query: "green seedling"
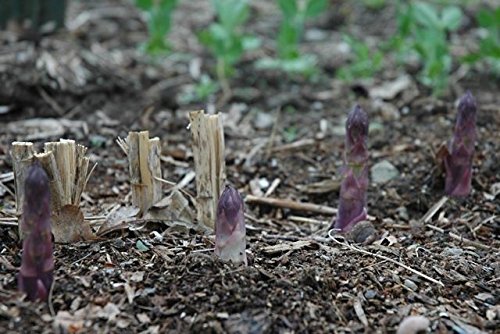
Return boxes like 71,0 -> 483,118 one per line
463,7 -> 500,74
135,0 -> 178,55
199,0 -> 260,93
337,35 -> 383,81
392,1 -> 463,95
179,74 -> 219,104
256,0 -> 326,76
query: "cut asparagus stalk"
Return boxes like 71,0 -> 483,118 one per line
189,110 -> 226,229
126,131 -> 163,215
10,142 -> 35,238
11,139 -> 95,243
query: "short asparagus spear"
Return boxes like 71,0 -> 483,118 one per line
444,91 -> 477,197
215,185 -> 247,265
18,162 -> 54,301
333,105 -> 369,232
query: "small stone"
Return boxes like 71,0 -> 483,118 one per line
404,279 -> 418,291
253,112 -> 274,130
258,178 -> 270,189
441,247 -> 464,257
396,315 -> 430,334
364,289 -> 377,299
305,28 -> 328,41
396,206 -> 409,221
371,160 -> 399,184
347,221 -> 376,244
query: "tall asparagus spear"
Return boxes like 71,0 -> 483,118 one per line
333,105 -> 369,232
18,162 -> 54,301
444,91 -> 477,197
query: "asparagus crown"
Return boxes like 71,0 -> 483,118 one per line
444,91 -> 478,197
216,185 -> 244,235
345,105 -> 369,166
23,162 -> 51,227
453,90 -> 477,150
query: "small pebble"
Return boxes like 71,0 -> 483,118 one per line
441,247 -> 464,257
396,206 -> 409,221
371,160 -> 400,184
253,112 -> 274,130
347,221 -> 376,244
364,289 -> 377,299
396,315 -> 430,334
404,279 -> 418,291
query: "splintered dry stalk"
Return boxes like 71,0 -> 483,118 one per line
215,185 -> 247,265
333,105 -> 369,232
328,230 -> 444,287
10,142 -> 35,238
189,110 -> 226,229
18,163 -> 54,301
126,131 -> 163,215
444,91 -> 477,197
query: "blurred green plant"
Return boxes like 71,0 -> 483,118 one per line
135,0 -> 178,54
392,1 -> 463,95
337,35 -> 383,81
362,0 -> 386,10
463,7 -> 500,74
179,74 -> 219,104
199,0 -> 260,93
256,0 -> 327,76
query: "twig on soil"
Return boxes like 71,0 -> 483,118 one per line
328,230 -> 445,287
160,155 -> 190,168
0,180 -> 15,198
262,232 -> 330,243
448,232 -> 493,251
38,87 -> 65,116
270,138 -> 315,153
265,108 -> 281,158
420,196 -> 494,250
420,196 -> 448,223
48,277 -> 55,317
0,220 -> 18,226
289,215 -> 329,225
245,194 -> 337,215
353,298 -> 368,327
116,137 -> 128,155
264,178 -> 281,197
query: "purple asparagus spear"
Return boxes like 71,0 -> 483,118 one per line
444,91 -> 477,197
215,185 -> 247,265
333,105 -> 369,232
18,162 -> 54,301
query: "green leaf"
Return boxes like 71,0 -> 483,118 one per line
441,6 -> 462,31
304,0 -> 327,18
278,21 -> 300,59
412,2 -> 440,29
135,0 -> 153,10
278,0 -> 298,18
242,36 -> 261,50
215,0 -> 249,30
476,9 -> 494,27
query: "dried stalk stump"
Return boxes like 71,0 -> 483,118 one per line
11,139 -> 96,243
124,131 -> 163,215
118,132 -> 199,227
189,110 -> 226,229
10,142 -> 35,237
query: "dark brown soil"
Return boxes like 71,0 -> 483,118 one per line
1,1 -> 498,333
